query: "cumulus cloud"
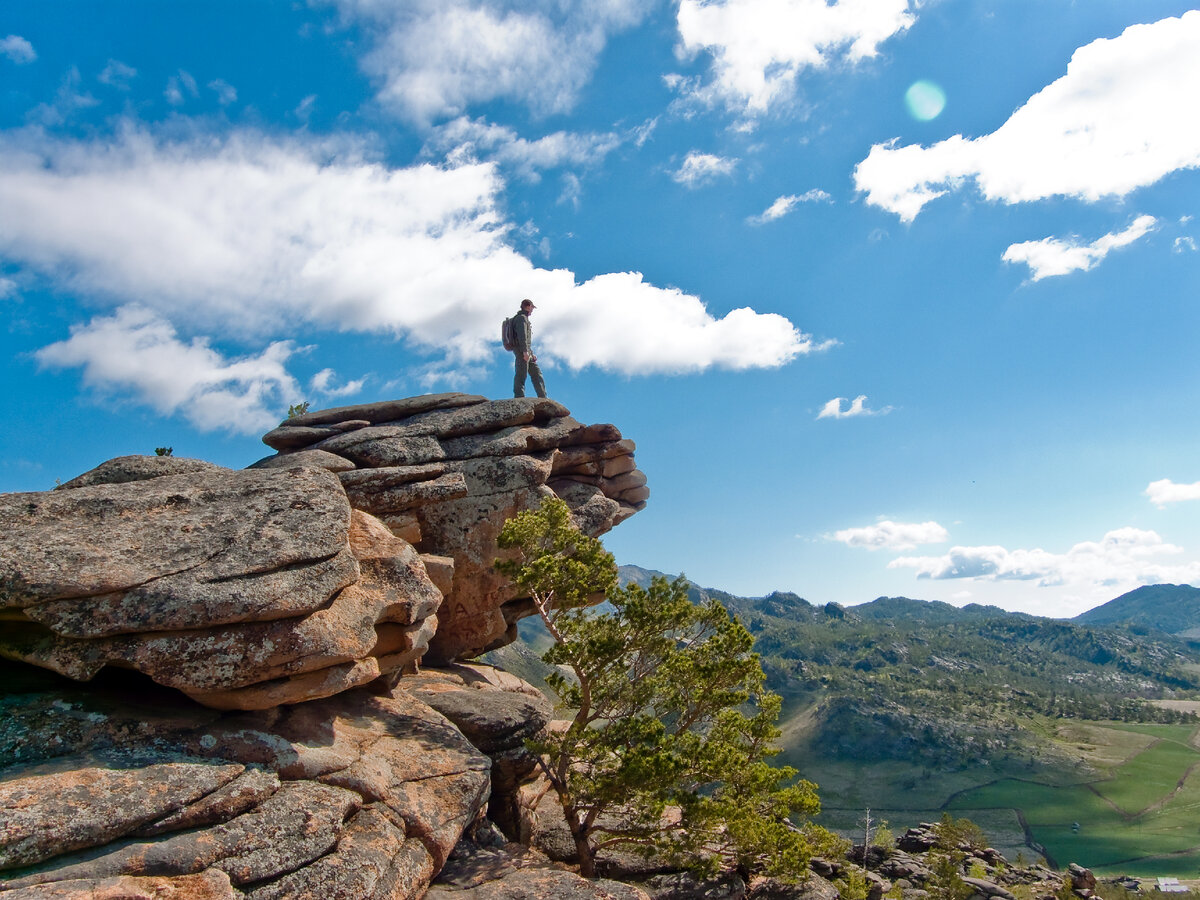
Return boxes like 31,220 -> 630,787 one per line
673,151 -> 737,187
747,189 -> 832,224
36,306 -> 300,434
817,395 -> 890,419
1146,478 -> 1200,508
889,527 -> 1200,590
1175,236 -> 1198,253
833,519 -> 949,551
320,0 -> 654,123
0,35 -> 36,65
1002,215 -> 1158,281
425,116 -> 622,182
855,12 -> 1200,221
0,126 -> 818,423
674,0 -> 916,118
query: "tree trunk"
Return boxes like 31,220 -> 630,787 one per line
564,804 -> 597,878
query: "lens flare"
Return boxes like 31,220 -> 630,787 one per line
905,80 -> 946,121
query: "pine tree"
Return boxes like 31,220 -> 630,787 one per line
496,497 -> 836,880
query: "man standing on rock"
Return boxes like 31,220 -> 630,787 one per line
512,298 -> 547,399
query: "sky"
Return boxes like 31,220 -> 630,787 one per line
1,0 -> 1198,619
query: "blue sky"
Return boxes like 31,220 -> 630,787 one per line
1,0 -> 1198,618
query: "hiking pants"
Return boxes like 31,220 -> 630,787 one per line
514,353 -> 546,398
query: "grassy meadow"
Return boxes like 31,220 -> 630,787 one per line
799,718 -> 1200,877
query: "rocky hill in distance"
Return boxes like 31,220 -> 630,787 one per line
1073,583 -> 1200,637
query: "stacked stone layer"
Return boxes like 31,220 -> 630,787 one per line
0,460 -> 444,710
0,393 -> 649,898
0,660 -> 502,899
252,393 -> 648,662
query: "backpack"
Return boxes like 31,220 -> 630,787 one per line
501,315 -> 518,351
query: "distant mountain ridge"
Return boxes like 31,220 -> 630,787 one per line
611,566 -> 1200,763
1072,583 -> 1200,636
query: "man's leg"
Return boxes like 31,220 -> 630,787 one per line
513,354 -> 528,397
528,360 -> 547,398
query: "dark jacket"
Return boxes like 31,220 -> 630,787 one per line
513,310 -> 532,354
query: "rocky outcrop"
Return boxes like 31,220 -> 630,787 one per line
0,394 -> 653,897
0,461 -> 444,709
0,658 -> 492,898
401,665 -> 553,840
252,393 -> 647,662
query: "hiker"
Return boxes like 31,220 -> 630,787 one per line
511,298 -> 547,399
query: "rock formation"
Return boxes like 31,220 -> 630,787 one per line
0,395 -> 648,898
251,393 -> 647,662
0,461 -> 443,709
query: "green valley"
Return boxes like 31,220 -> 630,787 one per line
487,570 -> 1200,876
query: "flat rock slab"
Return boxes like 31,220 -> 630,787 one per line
0,465 -> 354,633
0,463 -> 446,707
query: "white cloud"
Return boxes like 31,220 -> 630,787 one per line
558,172 -> 582,209
165,70 -> 198,106
817,394 -> 890,419
1146,478 -> 1200,508
99,59 -> 137,89
0,125 -> 819,424
0,35 -> 36,65
1174,236 -> 1198,253
834,519 -> 949,551
425,116 -> 621,182
674,0 -> 916,118
855,12 -> 1200,221
36,306 -> 300,434
320,0 -> 654,124
1002,215 -> 1158,281
747,189 -> 832,224
29,68 -> 99,126
0,277 -> 17,299
673,151 -> 737,187
208,79 -> 238,106
310,367 -> 366,398
295,94 -> 317,123
890,527 -> 1200,590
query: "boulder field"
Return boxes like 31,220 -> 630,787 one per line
0,395 -> 647,899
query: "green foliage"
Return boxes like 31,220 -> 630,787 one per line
154,446 -> 173,457
872,824 -> 896,851
835,865 -> 870,900
932,814 -> 987,851
496,498 -> 831,880
925,851 -> 972,900
286,401 -> 310,419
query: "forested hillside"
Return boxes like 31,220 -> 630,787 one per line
503,566 -> 1200,770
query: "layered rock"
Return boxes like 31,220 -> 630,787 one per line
0,457 -> 445,709
0,393 -> 650,897
252,393 -> 648,662
0,660 -> 492,898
